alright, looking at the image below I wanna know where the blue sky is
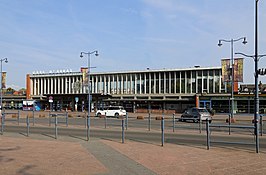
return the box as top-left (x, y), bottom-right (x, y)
top-left (0, 0), bottom-right (266, 89)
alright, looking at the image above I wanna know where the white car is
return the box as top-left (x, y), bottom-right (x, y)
top-left (95, 106), bottom-right (127, 117)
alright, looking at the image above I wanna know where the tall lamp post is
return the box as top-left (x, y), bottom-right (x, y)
top-left (235, 0), bottom-right (265, 153)
top-left (218, 37), bottom-right (247, 120)
top-left (0, 58), bottom-right (8, 113)
top-left (80, 50), bottom-right (99, 141)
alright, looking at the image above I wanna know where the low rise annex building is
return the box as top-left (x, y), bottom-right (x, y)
top-left (26, 66), bottom-right (235, 113)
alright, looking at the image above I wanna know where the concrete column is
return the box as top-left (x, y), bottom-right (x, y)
top-left (149, 73), bottom-right (151, 94)
top-left (44, 77), bottom-right (47, 94)
top-left (61, 77), bottom-right (64, 94)
top-left (65, 77), bottom-right (67, 94)
top-left (37, 78), bottom-right (40, 95)
top-left (179, 72), bottom-right (181, 94)
top-left (154, 73), bottom-right (156, 94)
top-left (33, 78), bottom-right (36, 95)
top-left (169, 72), bottom-right (171, 94)
top-left (51, 78), bottom-right (54, 94)
top-left (174, 72), bottom-right (177, 94)
top-left (134, 74), bottom-right (137, 95)
top-left (139, 73), bottom-right (142, 94)
top-left (185, 71), bottom-right (187, 94)
top-left (125, 75), bottom-right (128, 94)
top-left (31, 78), bottom-right (34, 96)
top-left (121, 75), bottom-right (123, 94)
top-left (130, 74), bottom-right (132, 94)
top-left (159, 73), bottom-right (161, 94)
top-left (163, 72), bottom-right (166, 94)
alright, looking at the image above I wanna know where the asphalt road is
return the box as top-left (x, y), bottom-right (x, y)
top-left (2, 119), bottom-right (266, 152)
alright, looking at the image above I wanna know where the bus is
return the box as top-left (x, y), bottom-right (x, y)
top-left (22, 100), bottom-right (40, 111)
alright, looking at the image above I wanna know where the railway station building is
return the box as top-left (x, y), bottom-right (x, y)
top-left (24, 66), bottom-right (266, 113)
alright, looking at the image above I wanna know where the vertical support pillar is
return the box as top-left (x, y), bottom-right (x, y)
top-left (55, 115), bottom-right (58, 139)
top-left (161, 114), bottom-right (165, 147)
top-left (172, 113), bottom-right (175, 132)
top-left (26, 115), bottom-right (29, 137)
top-left (148, 112), bottom-right (151, 131)
top-left (66, 112), bottom-right (68, 127)
top-left (260, 115), bottom-right (263, 136)
top-left (17, 110), bottom-right (20, 125)
top-left (1, 113), bottom-right (4, 135)
top-left (206, 119), bottom-right (210, 150)
top-left (122, 117), bottom-right (125, 143)
top-left (126, 112), bottom-right (128, 130)
top-left (32, 110), bottom-right (35, 126)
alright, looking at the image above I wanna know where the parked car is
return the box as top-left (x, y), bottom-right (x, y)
top-left (180, 107), bottom-right (212, 123)
top-left (95, 106), bottom-right (127, 117)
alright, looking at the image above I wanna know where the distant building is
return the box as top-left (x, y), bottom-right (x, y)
top-left (24, 66), bottom-right (266, 113)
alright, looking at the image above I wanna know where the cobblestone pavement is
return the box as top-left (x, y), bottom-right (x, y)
top-left (1, 129), bottom-right (266, 175)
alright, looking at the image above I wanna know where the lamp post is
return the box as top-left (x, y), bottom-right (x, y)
top-left (80, 50), bottom-right (99, 141)
top-left (235, 0), bottom-right (265, 153)
top-left (218, 37), bottom-right (247, 120)
top-left (0, 58), bottom-right (8, 113)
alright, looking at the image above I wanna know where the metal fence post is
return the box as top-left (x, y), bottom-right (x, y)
top-left (49, 112), bottom-right (51, 126)
top-left (55, 115), bottom-right (58, 139)
top-left (32, 110), bottom-right (35, 126)
top-left (126, 112), bottom-right (128, 130)
top-left (122, 117), bottom-right (125, 143)
top-left (172, 113), bottom-right (175, 132)
top-left (148, 112), bottom-right (151, 131)
top-left (199, 115), bottom-right (202, 134)
top-left (66, 112), bottom-right (68, 127)
top-left (161, 114), bottom-right (165, 147)
top-left (228, 114), bottom-right (231, 135)
top-left (18, 110), bottom-right (20, 125)
top-left (104, 116), bottom-right (107, 129)
top-left (26, 115), bottom-right (29, 137)
top-left (1, 114), bottom-right (4, 135)
top-left (260, 115), bottom-right (263, 136)
top-left (206, 119), bottom-right (210, 150)
top-left (87, 115), bottom-right (90, 141)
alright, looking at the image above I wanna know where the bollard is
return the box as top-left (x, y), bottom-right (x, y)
top-left (199, 116), bottom-right (202, 134)
top-left (26, 115), bottom-right (30, 137)
top-left (66, 112), bottom-right (68, 127)
top-left (122, 117), bottom-right (125, 143)
top-left (206, 118), bottom-right (210, 150)
top-left (172, 113), bottom-right (175, 132)
top-left (18, 110), bottom-right (20, 125)
top-left (32, 110), bottom-right (35, 126)
top-left (104, 116), bottom-right (107, 129)
top-left (1, 114), bottom-right (4, 135)
top-left (161, 115), bottom-right (165, 147)
top-left (148, 112), bottom-right (151, 131)
top-left (126, 112), bottom-right (128, 130)
top-left (49, 112), bottom-right (51, 126)
top-left (86, 115), bottom-right (90, 141)
top-left (55, 115), bottom-right (58, 139)
top-left (228, 114), bottom-right (231, 135)
top-left (260, 115), bottom-right (263, 136)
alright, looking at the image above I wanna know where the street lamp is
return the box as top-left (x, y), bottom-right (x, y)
top-left (80, 50), bottom-right (98, 141)
top-left (218, 37), bottom-right (247, 120)
top-left (0, 58), bottom-right (8, 113)
top-left (235, 0), bottom-right (264, 153)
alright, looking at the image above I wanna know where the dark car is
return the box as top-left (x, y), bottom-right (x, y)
top-left (180, 107), bottom-right (212, 123)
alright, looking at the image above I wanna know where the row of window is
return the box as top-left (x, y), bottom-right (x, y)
top-left (31, 69), bottom-right (229, 96)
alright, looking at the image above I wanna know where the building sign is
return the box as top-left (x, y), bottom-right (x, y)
top-left (221, 58), bottom-right (243, 82)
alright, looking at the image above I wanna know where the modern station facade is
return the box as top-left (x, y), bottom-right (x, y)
top-left (25, 66), bottom-right (226, 112)
top-left (25, 66), bottom-right (266, 113)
